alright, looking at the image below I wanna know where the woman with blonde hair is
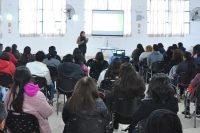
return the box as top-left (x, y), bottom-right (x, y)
top-left (139, 45), bottom-right (153, 61)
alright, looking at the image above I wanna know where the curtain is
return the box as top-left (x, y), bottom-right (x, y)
top-left (19, 0), bottom-right (66, 37)
top-left (147, 0), bottom-right (189, 37)
top-left (84, 0), bottom-right (131, 36)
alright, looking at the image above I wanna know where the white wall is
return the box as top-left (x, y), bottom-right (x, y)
top-left (0, 0), bottom-right (199, 57)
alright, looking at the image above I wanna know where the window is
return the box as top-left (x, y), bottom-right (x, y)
top-left (147, 0), bottom-right (189, 36)
top-left (19, 0), bottom-right (66, 36)
top-left (84, 0), bottom-right (131, 36)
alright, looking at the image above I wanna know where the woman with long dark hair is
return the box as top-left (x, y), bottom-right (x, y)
top-left (176, 51), bottom-right (198, 96)
top-left (128, 73), bottom-right (178, 133)
top-left (89, 52), bottom-right (108, 80)
top-left (62, 77), bottom-right (109, 133)
top-left (76, 31), bottom-right (88, 57)
top-left (18, 46), bottom-right (35, 66)
top-left (108, 63), bottom-right (145, 129)
top-left (11, 44), bottom-right (21, 60)
top-left (5, 66), bottom-right (53, 133)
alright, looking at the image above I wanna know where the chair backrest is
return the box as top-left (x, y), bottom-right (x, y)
top-left (32, 75), bottom-right (47, 88)
top-left (151, 61), bottom-right (166, 73)
top-left (47, 66), bottom-right (58, 81)
top-left (139, 58), bottom-right (148, 68)
top-left (113, 97), bottom-right (141, 117)
top-left (64, 112), bottom-right (107, 133)
top-left (100, 79), bottom-right (115, 92)
top-left (57, 77), bottom-right (78, 94)
top-left (6, 110), bottom-right (40, 133)
top-left (195, 85), bottom-right (200, 100)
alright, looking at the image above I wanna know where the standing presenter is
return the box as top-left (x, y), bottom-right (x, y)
top-left (76, 31), bottom-right (88, 57)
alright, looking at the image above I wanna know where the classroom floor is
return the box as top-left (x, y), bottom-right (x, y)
top-left (48, 94), bottom-right (200, 133)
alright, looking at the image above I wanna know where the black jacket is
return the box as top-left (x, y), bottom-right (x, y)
top-left (62, 99), bottom-right (109, 133)
top-left (131, 97), bottom-right (178, 125)
top-left (58, 62), bottom-right (84, 81)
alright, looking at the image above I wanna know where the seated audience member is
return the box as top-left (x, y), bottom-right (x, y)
top-left (0, 44), bottom-right (3, 56)
top-left (46, 46), bottom-right (61, 61)
top-left (145, 109), bottom-right (182, 133)
top-left (43, 50), bottom-right (60, 68)
top-left (107, 63), bottom-right (145, 129)
top-left (88, 52), bottom-right (108, 81)
top-left (192, 44), bottom-right (200, 58)
top-left (97, 58), bottom-right (122, 87)
top-left (73, 48), bottom-right (86, 63)
top-left (58, 54), bottom-right (84, 81)
top-left (147, 44), bottom-right (163, 68)
top-left (164, 46), bottom-right (173, 63)
top-left (131, 44), bottom-right (145, 71)
top-left (3, 46), bottom-right (17, 65)
top-left (178, 42), bottom-right (186, 52)
top-left (5, 66), bottom-right (53, 133)
top-left (0, 103), bottom-right (7, 132)
top-left (166, 49), bottom-right (183, 74)
top-left (74, 54), bottom-right (88, 76)
top-left (128, 73), bottom-right (178, 132)
top-left (172, 44), bottom-right (178, 50)
top-left (26, 51), bottom-right (54, 101)
top-left (158, 43), bottom-right (166, 54)
top-left (0, 72), bottom-right (13, 102)
top-left (62, 77), bottom-right (109, 133)
top-left (11, 44), bottom-right (21, 60)
top-left (139, 45), bottom-right (153, 61)
top-left (182, 73), bottom-right (200, 117)
top-left (18, 46), bottom-right (35, 66)
top-left (194, 45), bottom-right (200, 65)
top-left (0, 53), bottom-right (16, 77)
top-left (176, 51), bottom-right (197, 96)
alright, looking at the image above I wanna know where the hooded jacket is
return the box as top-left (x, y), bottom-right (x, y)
top-left (0, 59), bottom-right (16, 77)
top-left (5, 83), bottom-right (54, 133)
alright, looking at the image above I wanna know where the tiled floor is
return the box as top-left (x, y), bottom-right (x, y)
top-left (49, 96), bottom-right (200, 133)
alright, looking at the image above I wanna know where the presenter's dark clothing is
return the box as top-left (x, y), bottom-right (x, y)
top-left (77, 36), bottom-right (88, 57)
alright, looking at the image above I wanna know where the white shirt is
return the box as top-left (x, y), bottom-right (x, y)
top-left (43, 58), bottom-right (60, 68)
top-left (26, 61), bottom-right (52, 85)
top-left (97, 69), bottom-right (107, 87)
top-left (139, 52), bottom-right (152, 61)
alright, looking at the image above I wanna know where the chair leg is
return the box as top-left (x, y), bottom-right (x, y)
top-left (57, 92), bottom-right (59, 115)
top-left (194, 98), bottom-right (197, 128)
top-left (64, 95), bottom-right (66, 103)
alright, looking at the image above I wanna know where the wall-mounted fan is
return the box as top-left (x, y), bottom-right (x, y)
top-left (66, 4), bottom-right (75, 20)
top-left (191, 7), bottom-right (200, 21)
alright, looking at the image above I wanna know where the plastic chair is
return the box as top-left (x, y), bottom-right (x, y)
top-left (47, 66), bottom-right (58, 82)
top-left (6, 110), bottom-right (40, 133)
top-left (63, 112), bottom-right (108, 133)
top-left (32, 75), bottom-right (49, 99)
top-left (147, 61), bottom-right (166, 79)
top-left (56, 77), bottom-right (78, 115)
top-left (100, 79), bottom-right (115, 92)
top-left (112, 97), bottom-right (140, 129)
